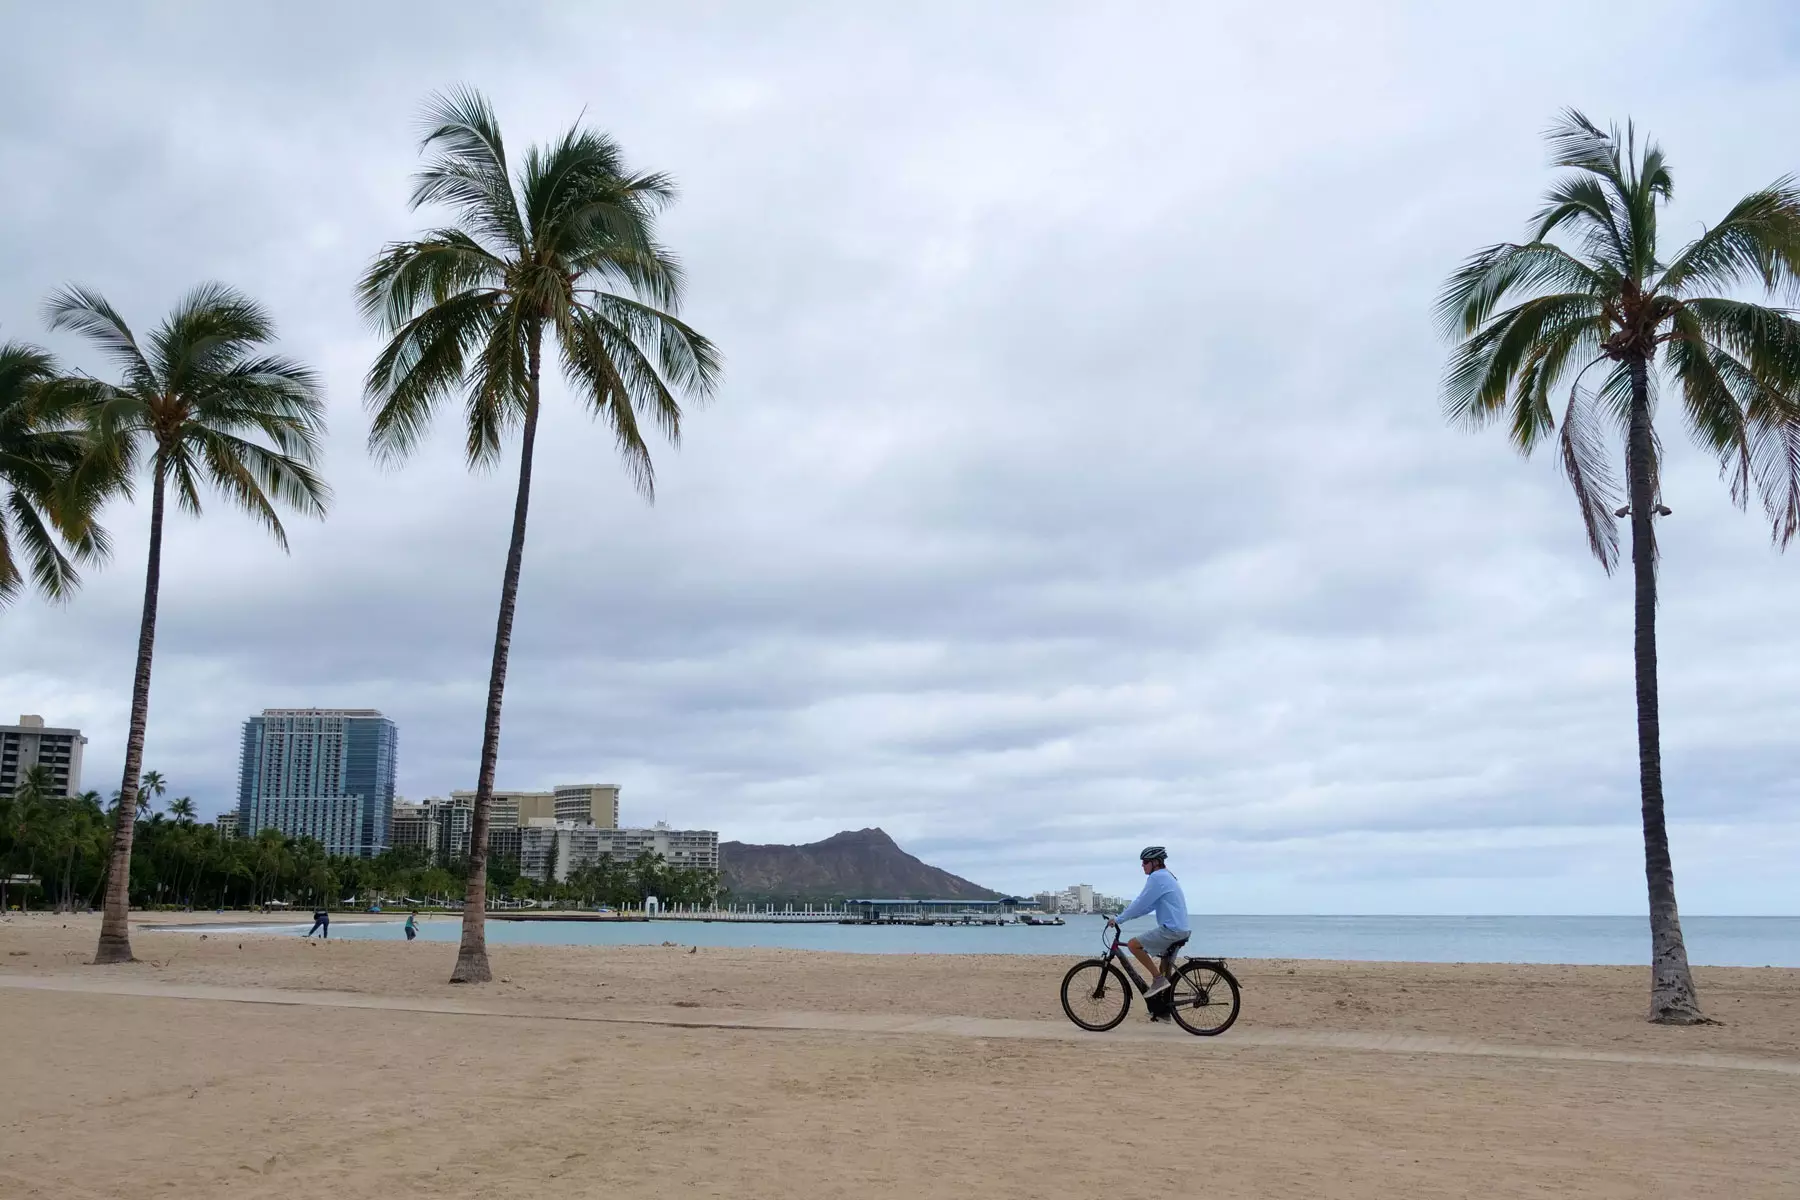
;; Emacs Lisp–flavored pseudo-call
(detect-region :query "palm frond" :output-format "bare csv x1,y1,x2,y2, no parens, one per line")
1,488,80,602
463,304,529,469
358,231,507,332
1436,241,1605,337
412,86,526,251
1443,293,1605,434
189,427,330,548
1665,311,1754,504
578,291,721,399
557,308,657,496
1531,175,1629,272
1545,109,1623,179
365,289,504,464
1660,183,1800,294
1745,379,1800,546
163,444,208,519
1558,376,1624,571
42,286,155,388
149,283,275,391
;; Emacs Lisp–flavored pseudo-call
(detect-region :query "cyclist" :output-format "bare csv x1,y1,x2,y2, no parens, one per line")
1106,845,1190,999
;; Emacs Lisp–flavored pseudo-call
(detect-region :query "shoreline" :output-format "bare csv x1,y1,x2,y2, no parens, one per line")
69,908,1799,970
3,912,1796,1059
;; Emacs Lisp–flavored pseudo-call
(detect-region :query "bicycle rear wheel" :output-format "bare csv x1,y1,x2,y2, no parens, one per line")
1168,960,1241,1036
1060,959,1132,1031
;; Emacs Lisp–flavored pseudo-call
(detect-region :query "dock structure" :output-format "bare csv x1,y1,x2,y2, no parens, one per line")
845,898,1026,926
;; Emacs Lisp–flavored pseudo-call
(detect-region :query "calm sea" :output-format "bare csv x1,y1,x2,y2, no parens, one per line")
312,913,1800,967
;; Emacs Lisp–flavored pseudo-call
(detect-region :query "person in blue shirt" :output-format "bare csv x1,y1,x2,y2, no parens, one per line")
1106,846,1190,999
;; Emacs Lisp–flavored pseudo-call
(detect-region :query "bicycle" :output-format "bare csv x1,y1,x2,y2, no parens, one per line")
1059,923,1241,1036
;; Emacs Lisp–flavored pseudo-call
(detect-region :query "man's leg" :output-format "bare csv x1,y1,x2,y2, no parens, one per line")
1126,938,1161,982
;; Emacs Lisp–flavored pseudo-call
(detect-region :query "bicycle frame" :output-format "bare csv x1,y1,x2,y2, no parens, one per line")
1101,924,1178,993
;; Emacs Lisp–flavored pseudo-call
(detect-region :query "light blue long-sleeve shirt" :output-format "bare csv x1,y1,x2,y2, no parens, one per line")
1115,867,1189,932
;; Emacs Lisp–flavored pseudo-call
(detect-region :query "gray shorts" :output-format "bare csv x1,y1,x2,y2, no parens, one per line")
1136,925,1190,957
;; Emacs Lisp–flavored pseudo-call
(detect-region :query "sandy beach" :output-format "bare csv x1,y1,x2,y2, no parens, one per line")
2,912,1797,1198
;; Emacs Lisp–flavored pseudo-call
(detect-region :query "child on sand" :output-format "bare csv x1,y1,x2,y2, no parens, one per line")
404,910,418,941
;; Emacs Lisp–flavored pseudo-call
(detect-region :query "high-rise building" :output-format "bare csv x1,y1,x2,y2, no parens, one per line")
0,714,87,798
236,709,397,857
553,783,620,828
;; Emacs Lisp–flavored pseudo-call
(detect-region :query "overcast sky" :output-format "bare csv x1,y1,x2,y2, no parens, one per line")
3,2,1798,912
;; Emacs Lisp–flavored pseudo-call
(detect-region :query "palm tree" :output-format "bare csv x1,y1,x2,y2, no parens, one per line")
167,796,196,824
0,341,110,606
1440,111,1800,1023
359,88,720,982
45,284,329,964
138,770,166,817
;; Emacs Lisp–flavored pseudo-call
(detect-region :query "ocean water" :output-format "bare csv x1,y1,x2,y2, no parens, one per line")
303,913,1800,967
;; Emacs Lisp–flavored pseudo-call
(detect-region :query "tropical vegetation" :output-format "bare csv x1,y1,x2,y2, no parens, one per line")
43,284,330,965
1440,110,1800,1023
0,768,718,913
0,340,110,606
358,88,719,982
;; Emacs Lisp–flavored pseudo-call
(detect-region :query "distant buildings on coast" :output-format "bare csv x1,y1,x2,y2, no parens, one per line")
1033,883,1125,915
219,706,714,870
0,714,87,798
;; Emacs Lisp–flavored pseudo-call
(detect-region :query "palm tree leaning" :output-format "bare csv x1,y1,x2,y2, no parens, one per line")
360,88,720,983
46,284,330,965
1440,111,1800,1023
0,341,110,606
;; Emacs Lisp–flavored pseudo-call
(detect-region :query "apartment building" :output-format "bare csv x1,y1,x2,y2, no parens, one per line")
0,714,87,798
518,821,719,884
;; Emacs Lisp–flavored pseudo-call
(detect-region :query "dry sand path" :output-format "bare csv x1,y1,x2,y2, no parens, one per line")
4,970,1797,1077
4,920,1798,1199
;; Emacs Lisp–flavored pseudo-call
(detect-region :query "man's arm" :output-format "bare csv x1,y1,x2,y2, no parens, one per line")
1110,875,1164,926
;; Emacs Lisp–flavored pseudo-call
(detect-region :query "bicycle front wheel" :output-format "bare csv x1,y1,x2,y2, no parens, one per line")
1060,959,1132,1031
1168,960,1241,1036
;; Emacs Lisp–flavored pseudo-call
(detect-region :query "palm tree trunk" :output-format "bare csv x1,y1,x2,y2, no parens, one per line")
451,328,543,984
94,460,167,964
1626,356,1704,1024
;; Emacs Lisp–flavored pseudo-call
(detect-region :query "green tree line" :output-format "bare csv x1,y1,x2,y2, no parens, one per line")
1,765,717,912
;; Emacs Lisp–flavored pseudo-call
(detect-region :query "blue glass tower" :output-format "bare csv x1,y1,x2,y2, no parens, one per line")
236,709,397,857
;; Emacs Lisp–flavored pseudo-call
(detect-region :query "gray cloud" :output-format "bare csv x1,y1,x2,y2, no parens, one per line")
4,1,1800,912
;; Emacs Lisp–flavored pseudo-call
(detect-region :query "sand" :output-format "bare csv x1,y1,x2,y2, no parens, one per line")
2,912,1796,1198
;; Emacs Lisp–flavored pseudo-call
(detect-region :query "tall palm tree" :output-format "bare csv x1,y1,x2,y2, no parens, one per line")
0,341,110,606
45,284,329,964
1440,111,1800,1023
359,88,720,982
167,796,196,824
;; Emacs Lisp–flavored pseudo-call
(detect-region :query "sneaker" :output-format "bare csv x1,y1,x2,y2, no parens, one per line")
1145,976,1173,1000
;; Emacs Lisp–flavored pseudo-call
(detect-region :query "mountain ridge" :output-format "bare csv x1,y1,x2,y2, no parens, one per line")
719,827,1000,901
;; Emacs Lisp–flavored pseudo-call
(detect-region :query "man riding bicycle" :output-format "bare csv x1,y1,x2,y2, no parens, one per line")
1106,845,1190,999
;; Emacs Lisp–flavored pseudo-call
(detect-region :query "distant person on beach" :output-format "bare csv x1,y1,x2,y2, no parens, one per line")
404,910,418,941
306,908,329,938
1106,846,1190,999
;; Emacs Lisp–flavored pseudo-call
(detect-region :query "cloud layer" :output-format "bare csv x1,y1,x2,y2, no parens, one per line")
3,2,1798,910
